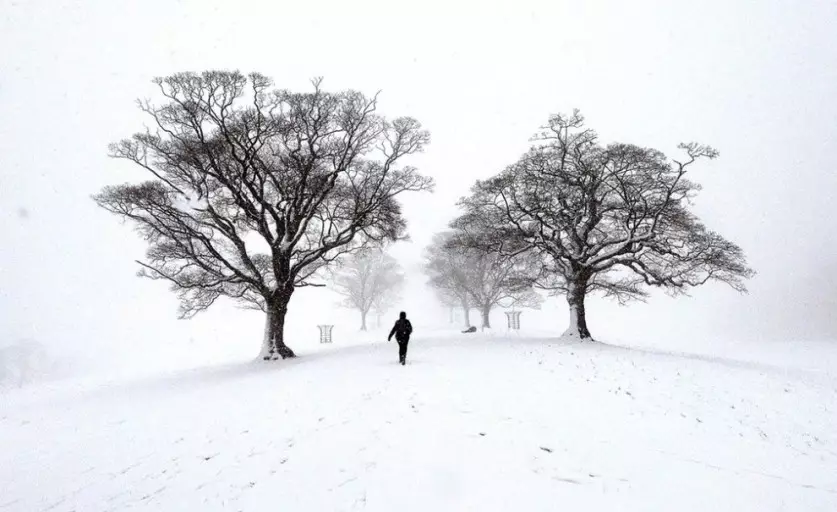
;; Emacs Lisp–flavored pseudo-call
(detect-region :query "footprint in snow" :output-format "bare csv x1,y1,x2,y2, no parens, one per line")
552,476,582,484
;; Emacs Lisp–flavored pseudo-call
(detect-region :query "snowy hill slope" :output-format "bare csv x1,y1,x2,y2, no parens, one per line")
1,335,836,511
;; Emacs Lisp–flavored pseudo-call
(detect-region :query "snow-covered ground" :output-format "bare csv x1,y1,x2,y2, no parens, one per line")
2,333,836,511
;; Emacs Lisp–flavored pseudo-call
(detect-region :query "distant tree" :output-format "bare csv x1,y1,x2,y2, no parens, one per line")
370,281,402,328
330,248,405,330
425,233,474,328
426,232,542,329
454,111,754,340
437,288,470,328
95,71,432,359
436,292,459,325
451,241,543,329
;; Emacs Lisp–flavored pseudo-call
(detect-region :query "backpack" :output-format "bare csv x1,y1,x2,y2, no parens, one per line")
396,319,413,337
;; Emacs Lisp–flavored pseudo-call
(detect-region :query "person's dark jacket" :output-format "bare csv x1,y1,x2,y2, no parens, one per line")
388,313,413,343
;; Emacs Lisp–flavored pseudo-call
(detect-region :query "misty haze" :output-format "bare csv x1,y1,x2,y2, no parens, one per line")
2,1,836,510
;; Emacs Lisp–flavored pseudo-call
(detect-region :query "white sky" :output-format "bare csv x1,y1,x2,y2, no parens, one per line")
2,0,836,370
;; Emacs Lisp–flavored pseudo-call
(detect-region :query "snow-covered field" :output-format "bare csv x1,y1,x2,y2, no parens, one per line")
2,333,836,511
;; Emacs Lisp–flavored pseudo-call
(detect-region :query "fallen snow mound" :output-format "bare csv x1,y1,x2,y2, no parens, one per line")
1,335,836,511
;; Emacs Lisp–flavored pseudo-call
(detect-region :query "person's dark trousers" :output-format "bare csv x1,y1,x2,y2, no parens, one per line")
397,339,409,364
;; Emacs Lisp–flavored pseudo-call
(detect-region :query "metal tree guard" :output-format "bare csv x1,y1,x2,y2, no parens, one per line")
505,311,522,330
318,325,334,344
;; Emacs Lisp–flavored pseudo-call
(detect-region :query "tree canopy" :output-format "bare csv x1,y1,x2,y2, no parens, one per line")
453,110,754,339
95,71,432,358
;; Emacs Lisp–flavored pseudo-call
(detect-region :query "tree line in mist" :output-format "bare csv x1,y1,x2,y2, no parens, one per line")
94,71,754,360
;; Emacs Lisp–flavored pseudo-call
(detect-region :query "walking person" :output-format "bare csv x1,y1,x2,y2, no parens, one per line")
388,311,413,365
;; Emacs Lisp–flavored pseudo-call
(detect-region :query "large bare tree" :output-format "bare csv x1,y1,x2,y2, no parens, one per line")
425,232,542,329
330,248,405,330
95,71,432,359
454,111,754,340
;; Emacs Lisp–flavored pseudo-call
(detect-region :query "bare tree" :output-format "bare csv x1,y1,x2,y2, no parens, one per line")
94,71,432,359
425,233,474,329
426,232,542,329
436,293,460,326
370,281,402,329
454,111,754,340
330,248,405,330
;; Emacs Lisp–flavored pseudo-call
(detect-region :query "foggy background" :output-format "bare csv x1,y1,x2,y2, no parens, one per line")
2,0,836,379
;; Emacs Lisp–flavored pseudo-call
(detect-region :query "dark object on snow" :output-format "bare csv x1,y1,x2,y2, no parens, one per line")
388,311,413,365
462,326,477,333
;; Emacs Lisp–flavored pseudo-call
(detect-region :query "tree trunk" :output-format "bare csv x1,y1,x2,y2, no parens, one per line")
360,310,368,331
563,279,592,340
258,307,275,360
461,301,472,329
480,304,492,329
262,292,297,360
272,300,296,358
